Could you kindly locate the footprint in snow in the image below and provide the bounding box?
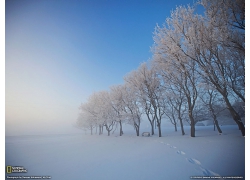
[186,158,201,165]
[186,158,223,179]
[199,167,223,179]
[166,143,170,145]
[170,145,177,148]
[177,150,186,155]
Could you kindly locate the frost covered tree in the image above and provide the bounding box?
[79,93,104,135]
[97,91,116,136]
[164,99,178,132]
[200,86,225,133]
[122,83,143,136]
[153,62,187,135]
[78,91,117,136]
[199,0,245,103]
[152,1,245,136]
[199,0,245,135]
[109,85,126,136]
[152,45,201,137]
[125,63,166,137]
[76,112,96,135]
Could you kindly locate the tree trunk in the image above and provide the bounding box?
[214,118,222,134]
[146,113,154,135]
[223,95,245,136]
[190,116,195,137]
[210,108,222,134]
[157,122,162,137]
[105,124,111,136]
[150,121,154,135]
[174,123,177,132]
[208,95,222,134]
[135,125,139,136]
[177,109,185,135]
[119,121,123,136]
[99,125,101,135]
[190,123,195,137]
[179,117,185,135]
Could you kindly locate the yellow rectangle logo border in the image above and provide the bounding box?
[6,166,12,173]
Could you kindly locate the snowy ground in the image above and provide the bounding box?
[5,125,245,180]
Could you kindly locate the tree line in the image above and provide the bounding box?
[76,0,245,137]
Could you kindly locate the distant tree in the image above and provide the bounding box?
[79,92,104,135]
[98,91,116,136]
[76,111,95,135]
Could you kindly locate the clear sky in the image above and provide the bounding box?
[5,0,197,136]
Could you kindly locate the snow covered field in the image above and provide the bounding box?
[5,125,245,180]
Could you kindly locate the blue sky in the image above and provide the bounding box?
[5,0,198,135]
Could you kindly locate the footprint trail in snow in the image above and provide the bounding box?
[186,158,201,165]
[155,139,223,179]
[177,150,185,155]
[186,157,223,179]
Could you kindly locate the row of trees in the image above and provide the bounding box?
[76,0,245,137]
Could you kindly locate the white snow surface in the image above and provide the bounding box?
[6,125,245,180]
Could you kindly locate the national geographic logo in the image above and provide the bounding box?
[6,166,28,173]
